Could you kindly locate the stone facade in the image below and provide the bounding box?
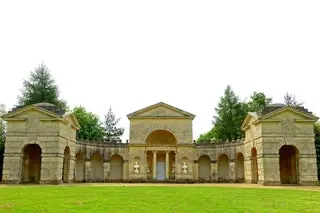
[1,102,318,185]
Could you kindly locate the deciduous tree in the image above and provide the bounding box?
[73,106,105,141]
[284,92,304,107]
[0,104,7,181]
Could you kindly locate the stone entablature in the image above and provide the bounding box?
[1,102,319,185]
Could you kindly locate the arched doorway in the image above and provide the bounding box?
[110,154,124,181]
[22,144,42,183]
[198,155,211,181]
[218,154,229,182]
[62,146,70,183]
[145,130,177,180]
[75,151,85,182]
[91,152,103,182]
[251,147,258,183]
[236,152,245,183]
[279,145,299,184]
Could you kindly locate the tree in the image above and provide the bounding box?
[196,127,216,143]
[211,85,246,141]
[0,104,7,181]
[284,92,304,107]
[196,89,272,143]
[103,106,124,142]
[314,122,320,181]
[73,106,105,141]
[17,63,68,110]
[247,91,272,112]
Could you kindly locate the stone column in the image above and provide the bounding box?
[1,154,22,184]
[229,160,236,182]
[194,160,199,181]
[173,151,177,179]
[211,161,218,182]
[40,153,63,184]
[84,161,92,182]
[153,151,157,179]
[123,160,129,182]
[165,151,169,179]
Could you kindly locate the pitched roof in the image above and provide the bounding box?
[127,102,195,119]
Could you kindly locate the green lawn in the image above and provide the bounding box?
[0,185,319,213]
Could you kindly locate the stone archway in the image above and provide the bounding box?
[198,155,211,181]
[235,152,245,183]
[279,145,299,184]
[22,144,42,183]
[62,146,70,183]
[218,154,229,182]
[75,151,85,182]
[91,152,103,182]
[251,147,258,183]
[110,154,124,181]
[145,130,177,181]
[145,130,177,146]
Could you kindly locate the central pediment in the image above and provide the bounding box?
[127,102,195,119]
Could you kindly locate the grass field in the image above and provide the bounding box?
[0,184,320,213]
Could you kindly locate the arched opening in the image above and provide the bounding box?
[236,152,245,183]
[198,155,211,181]
[251,147,258,183]
[21,144,42,183]
[75,151,85,182]
[146,130,177,146]
[62,146,70,183]
[91,152,103,182]
[279,145,299,184]
[110,154,124,181]
[218,154,229,182]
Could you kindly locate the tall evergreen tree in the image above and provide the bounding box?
[17,63,68,110]
[103,106,124,142]
[197,90,272,143]
[211,85,246,141]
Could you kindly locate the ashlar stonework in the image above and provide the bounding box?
[1,102,318,185]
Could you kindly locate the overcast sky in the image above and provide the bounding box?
[0,0,319,140]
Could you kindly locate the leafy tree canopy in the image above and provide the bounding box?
[17,63,68,110]
[73,106,105,141]
[196,86,272,143]
[104,106,124,142]
[0,104,6,152]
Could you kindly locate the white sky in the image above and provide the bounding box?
[0,0,319,141]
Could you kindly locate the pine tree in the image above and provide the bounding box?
[212,85,246,141]
[17,63,67,109]
[103,106,124,142]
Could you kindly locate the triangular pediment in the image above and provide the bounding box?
[241,112,259,130]
[127,102,195,119]
[2,105,61,120]
[63,113,80,130]
[261,106,318,121]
